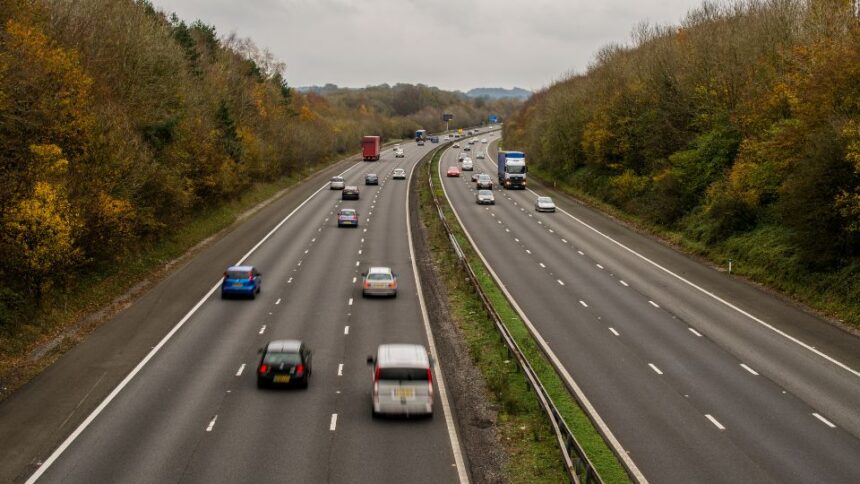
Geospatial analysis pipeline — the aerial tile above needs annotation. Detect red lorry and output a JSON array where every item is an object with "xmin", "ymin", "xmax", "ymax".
[{"xmin": 362, "ymin": 135, "xmax": 381, "ymax": 161}]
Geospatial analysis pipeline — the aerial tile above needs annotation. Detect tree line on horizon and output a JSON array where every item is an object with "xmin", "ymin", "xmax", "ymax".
[
  {"xmin": 504, "ymin": 0, "xmax": 858, "ymax": 318},
  {"xmin": 0, "ymin": 0, "xmax": 519, "ymax": 330}
]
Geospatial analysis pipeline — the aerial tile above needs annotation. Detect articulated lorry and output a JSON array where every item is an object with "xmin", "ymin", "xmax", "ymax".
[
  {"xmin": 362, "ymin": 135, "xmax": 381, "ymax": 161},
  {"xmin": 497, "ymin": 151, "xmax": 527, "ymax": 189}
]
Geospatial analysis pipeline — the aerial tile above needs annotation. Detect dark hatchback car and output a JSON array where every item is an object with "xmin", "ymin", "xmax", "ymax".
[
  {"xmin": 365, "ymin": 173, "xmax": 379, "ymax": 185},
  {"xmin": 221, "ymin": 265, "xmax": 261, "ymax": 299},
  {"xmin": 342, "ymin": 185, "xmax": 360, "ymax": 200},
  {"xmin": 257, "ymin": 340, "xmax": 312, "ymax": 389}
]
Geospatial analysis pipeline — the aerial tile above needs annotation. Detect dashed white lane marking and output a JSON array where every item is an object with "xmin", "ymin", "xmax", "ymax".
[
  {"xmin": 304, "ymin": 249, "xmax": 309, "ymax": 254},
  {"xmin": 689, "ymin": 327, "xmax": 703, "ymax": 337},
  {"xmin": 355, "ymin": 260, "xmax": 360, "ymax": 267},
  {"xmin": 596, "ymin": 264, "xmax": 604, "ymax": 269},
  {"xmin": 338, "ymin": 364, "xmax": 343, "ymax": 376},
  {"xmin": 352, "ymin": 277, "xmax": 357, "ymax": 284},
  {"xmin": 505, "ymin": 228, "xmax": 510, "ymax": 232},
  {"xmin": 259, "ymin": 325, "xmax": 266, "ymax": 335},
  {"xmin": 562, "ymin": 239, "xmax": 568, "ymax": 243},
  {"xmin": 577, "ymin": 250, "xmax": 585, "ymax": 255},
  {"xmin": 705, "ymin": 414, "xmax": 725, "ymax": 430},
  {"xmin": 648, "ymin": 363, "xmax": 663, "ymax": 375},
  {"xmin": 348, "ymin": 298, "xmax": 353, "ymax": 306},
  {"xmin": 344, "ymin": 326, "xmax": 350, "ymax": 335},
  {"xmin": 206, "ymin": 415, "xmax": 218, "ymax": 432},
  {"xmin": 236, "ymin": 364, "xmax": 246, "ymax": 376},
  {"xmin": 619, "ymin": 280, "xmax": 629, "ymax": 287},
  {"xmin": 358, "ymin": 249, "xmax": 362, "ymax": 255},
  {"xmin": 275, "ymin": 298, "xmax": 281, "ymax": 305},
  {"xmin": 557, "ymin": 279, "xmax": 565, "ymax": 286},
  {"xmin": 363, "ymin": 228, "xmax": 367, "ymax": 233},
  {"xmin": 312, "ymin": 238, "xmax": 316, "ymax": 242},
  {"xmin": 539, "ymin": 262, "xmax": 546, "ymax": 268},
  {"xmin": 525, "ymin": 249, "xmax": 532, "ymax": 254},
  {"xmin": 548, "ymin": 229, "xmax": 554, "ymax": 233},
  {"xmin": 649, "ymin": 300, "xmax": 660, "ymax": 308},
  {"xmin": 579, "ymin": 300, "xmax": 588, "ymax": 308},
  {"xmin": 514, "ymin": 238, "xmax": 520, "ymax": 243},
  {"xmin": 813, "ymin": 413, "xmax": 837, "ymax": 428},
  {"xmin": 297, "ymin": 260, "xmax": 302, "ymax": 266},
  {"xmin": 609, "ymin": 327, "xmax": 620, "ymax": 336},
  {"xmin": 329, "ymin": 413, "xmax": 338, "ymax": 431},
  {"xmin": 361, "ymin": 238, "xmax": 365, "ymax": 243},
  {"xmin": 287, "ymin": 277, "xmax": 293, "ymax": 284},
  {"xmin": 740, "ymin": 363, "xmax": 759, "ymax": 376}
]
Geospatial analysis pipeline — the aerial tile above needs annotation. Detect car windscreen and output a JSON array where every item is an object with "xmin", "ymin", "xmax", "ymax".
[
  {"xmin": 479, "ymin": 190, "xmax": 493, "ymax": 196},
  {"xmin": 506, "ymin": 166, "xmax": 526, "ymax": 174},
  {"xmin": 378, "ymin": 368, "xmax": 428, "ymax": 381},
  {"xmin": 264, "ymin": 352, "xmax": 301, "ymax": 365},
  {"xmin": 227, "ymin": 270, "xmax": 251, "ymax": 279},
  {"xmin": 340, "ymin": 210, "xmax": 356, "ymax": 216},
  {"xmin": 367, "ymin": 273, "xmax": 390, "ymax": 281}
]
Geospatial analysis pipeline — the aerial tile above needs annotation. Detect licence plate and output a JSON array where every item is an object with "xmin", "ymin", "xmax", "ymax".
[
  {"xmin": 395, "ymin": 388, "xmax": 414, "ymax": 398},
  {"xmin": 273, "ymin": 375, "xmax": 291, "ymax": 383}
]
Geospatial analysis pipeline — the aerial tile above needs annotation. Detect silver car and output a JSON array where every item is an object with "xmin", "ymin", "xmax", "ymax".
[
  {"xmin": 476, "ymin": 152, "xmax": 485, "ymax": 159},
  {"xmin": 462, "ymin": 159, "xmax": 474, "ymax": 171},
  {"xmin": 476, "ymin": 189, "xmax": 495, "ymax": 205},
  {"xmin": 395, "ymin": 149, "xmax": 405, "ymax": 158},
  {"xmin": 535, "ymin": 196, "xmax": 556, "ymax": 212},
  {"xmin": 362, "ymin": 266, "xmax": 397, "ymax": 297},
  {"xmin": 330, "ymin": 176, "xmax": 345, "ymax": 190},
  {"xmin": 367, "ymin": 344, "xmax": 434, "ymax": 417},
  {"xmin": 392, "ymin": 168, "xmax": 407, "ymax": 179}
]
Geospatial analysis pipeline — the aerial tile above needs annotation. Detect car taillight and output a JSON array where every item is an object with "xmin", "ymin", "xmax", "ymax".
[
  {"xmin": 247, "ymin": 272, "xmax": 254, "ymax": 281},
  {"xmin": 258, "ymin": 364, "xmax": 268, "ymax": 374},
  {"xmin": 364, "ymin": 280, "xmax": 371, "ymax": 288},
  {"xmin": 427, "ymin": 369, "xmax": 434, "ymax": 397},
  {"xmin": 388, "ymin": 282, "xmax": 396, "ymax": 289},
  {"xmin": 295, "ymin": 363, "xmax": 304, "ymax": 376}
]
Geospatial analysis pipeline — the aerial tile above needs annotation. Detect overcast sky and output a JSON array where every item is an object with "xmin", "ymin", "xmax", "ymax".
[{"xmin": 154, "ymin": 0, "xmax": 705, "ymax": 92}]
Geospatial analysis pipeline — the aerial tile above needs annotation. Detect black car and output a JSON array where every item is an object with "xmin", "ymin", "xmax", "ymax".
[
  {"xmin": 365, "ymin": 174, "xmax": 379, "ymax": 185},
  {"xmin": 342, "ymin": 186, "xmax": 360, "ymax": 200},
  {"xmin": 257, "ymin": 340, "xmax": 312, "ymax": 389}
]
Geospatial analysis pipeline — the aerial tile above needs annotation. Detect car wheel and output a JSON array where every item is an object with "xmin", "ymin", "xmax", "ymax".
[
  {"xmin": 257, "ymin": 379, "xmax": 266, "ymax": 389},
  {"xmin": 221, "ymin": 292, "xmax": 226, "ymax": 300},
  {"xmin": 300, "ymin": 377, "xmax": 309, "ymax": 389},
  {"xmin": 250, "ymin": 291, "xmax": 256, "ymax": 300}
]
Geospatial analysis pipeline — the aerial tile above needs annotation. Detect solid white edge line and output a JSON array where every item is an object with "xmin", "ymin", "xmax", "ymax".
[
  {"xmin": 522, "ymin": 186, "xmax": 860, "ymax": 380},
  {"xmin": 705, "ymin": 414, "xmax": 725, "ymax": 430},
  {"xmin": 812, "ymin": 412, "xmax": 837, "ymax": 428},
  {"xmin": 437, "ymin": 149, "xmax": 646, "ymax": 483},
  {"xmin": 26, "ymin": 159, "xmax": 365, "ymax": 483},
  {"xmin": 740, "ymin": 363, "xmax": 759, "ymax": 376},
  {"xmin": 408, "ymin": 151, "xmax": 470, "ymax": 484}
]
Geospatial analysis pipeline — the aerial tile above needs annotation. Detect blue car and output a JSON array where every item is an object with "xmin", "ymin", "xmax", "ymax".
[{"xmin": 221, "ymin": 265, "xmax": 262, "ymax": 299}]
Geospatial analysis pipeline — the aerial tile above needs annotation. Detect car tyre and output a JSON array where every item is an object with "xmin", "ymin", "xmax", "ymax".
[{"xmin": 257, "ymin": 379, "xmax": 266, "ymax": 389}]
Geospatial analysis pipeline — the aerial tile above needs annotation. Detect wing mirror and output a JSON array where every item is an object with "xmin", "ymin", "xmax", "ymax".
[{"xmin": 366, "ymin": 356, "xmax": 375, "ymax": 365}]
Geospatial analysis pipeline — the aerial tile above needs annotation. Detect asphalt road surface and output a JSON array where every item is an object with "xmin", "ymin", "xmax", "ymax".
[
  {"xmin": 439, "ymin": 133, "xmax": 860, "ymax": 483},
  {"xmin": 4, "ymin": 137, "xmax": 468, "ymax": 483}
]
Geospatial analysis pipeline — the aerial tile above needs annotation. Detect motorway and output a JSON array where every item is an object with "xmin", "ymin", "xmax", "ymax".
[
  {"xmin": 9, "ymin": 139, "xmax": 467, "ymax": 483},
  {"xmin": 439, "ymin": 133, "xmax": 860, "ymax": 483}
]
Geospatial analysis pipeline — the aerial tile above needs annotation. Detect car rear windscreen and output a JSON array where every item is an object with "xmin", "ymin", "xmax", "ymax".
[
  {"xmin": 227, "ymin": 270, "xmax": 251, "ymax": 279},
  {"xmin": 367, "ymin": 273, "xmax": 390, "ymax": 281},
  {"xmin": 378, "ymin": 368, "xmax": 428, "ymax": 381},
  {"xmin": 264, "ymin": 352, "xmax": 301, "ymax": 365}
]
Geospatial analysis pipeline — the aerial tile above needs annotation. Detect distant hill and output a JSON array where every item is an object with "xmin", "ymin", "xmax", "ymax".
[{"xmin": 466, "ymin": 87, "xmax": 532, "ymax": 100}]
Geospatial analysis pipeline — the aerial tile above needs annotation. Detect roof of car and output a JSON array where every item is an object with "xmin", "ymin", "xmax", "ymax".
[
  {"xmin": 538, "ymin": 197, "xmax": 553, "ymax": 202},
  {"xmin": 366, "ymin": 173, "xmax": 377, "ymax": 176},
  {"xmin": 266, "ymin": 340, "xmax": 303, "ymax": 352},
  {"xmin": 394, "ymin": 168, "xmax": 405, "ymax": 172},
  {"xmin": 345, "ymin": 185, "xmax": 358, "ymax": 189},
  {"xmin": 340, "ymin": 208, "xmax": 356, "ymax": 213},
  {"xmin": 478, "ymin": 190, "xmax": 493, "ymax": 195},
  {"xmin": 478, "ymin": 174, "xmax": 491, "ymax": 178},
  {"xmin": 376, "ymin": 344, "xmax": 429, "ymax": 367},
  {"xmin": 331, "ymin": 176, "xmax": 344, "ymax": 181},
  {"xmin": 227, "ymin": 265, "xmax": 254, "ymax": 271},
  {"xmin": 368, "ymin": 266, "xmax": 392, "ymax": 274}
]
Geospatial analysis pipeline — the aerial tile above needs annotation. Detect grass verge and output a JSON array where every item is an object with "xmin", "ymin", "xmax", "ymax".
[
  {"xmin": 0, "ymin": 160, "xmax": 336, "ymax": 400},
  {"xmin": 420, "ymin": 149, "xmax": 630, "ymax": 483}
]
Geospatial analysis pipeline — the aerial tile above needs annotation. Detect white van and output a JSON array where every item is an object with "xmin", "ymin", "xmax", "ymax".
[{"xmin": 367, "ymin": 344, "xmax": 434, "ymax": 417}]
